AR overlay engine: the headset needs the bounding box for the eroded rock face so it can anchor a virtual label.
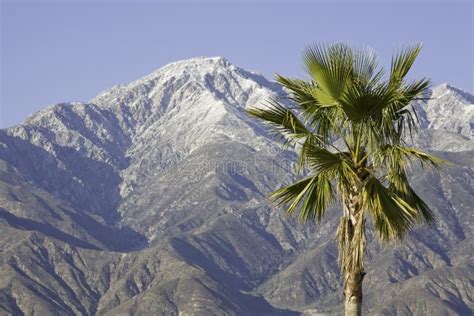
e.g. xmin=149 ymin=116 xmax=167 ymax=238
xmin=0 ymin=57 xmax=472 ymax=315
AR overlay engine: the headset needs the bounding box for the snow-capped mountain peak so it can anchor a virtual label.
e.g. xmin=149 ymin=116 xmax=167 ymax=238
xmin=432 ymin=83 xmax=474 ymax=104
xmin=89 ymin=56 xmax=280 ymax=139
xmin=420 ymin=83 xmax=474 ymax=138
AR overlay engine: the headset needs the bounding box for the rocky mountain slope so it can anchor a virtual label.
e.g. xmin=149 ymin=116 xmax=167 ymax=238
xmin=0 ymin=57 xmax=472 ymax=315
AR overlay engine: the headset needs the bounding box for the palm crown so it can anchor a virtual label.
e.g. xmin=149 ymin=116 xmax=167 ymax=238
xmin=247 ymin=43 xmax=441 ymax=312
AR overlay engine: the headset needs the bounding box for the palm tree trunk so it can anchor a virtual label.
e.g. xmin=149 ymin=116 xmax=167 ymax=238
xmin=344 ymin=270 xmax=363 ymax=316
xmin=338 ymin=189 xmax=366 ymax=316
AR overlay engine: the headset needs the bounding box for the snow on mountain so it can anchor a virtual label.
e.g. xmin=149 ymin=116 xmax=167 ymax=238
xmin=90 ymin=57 xmax=287 ymax=202
xmin=91 ymin=56 xmax=280 ymax=138
xmin=13 ymin=57 xmax=474 ymax=156
xmin=422 ymin=83 xmax=473 ymax=138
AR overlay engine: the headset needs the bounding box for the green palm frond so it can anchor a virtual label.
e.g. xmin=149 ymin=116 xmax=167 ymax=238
xmin=295 ymin=134 xmax=320 ymax=174
xmin=275 ymin=75 xmax=316 ymax=108
xmin=397 ymin=79 xmax=431 ymax=109
xmin=247 ymin=100 xmax=313 ymax=146
xmin=389 ymin=44 xmax=423 ymax=88
xmin=363 ymin=176 xmax=419 ymax=240
xmin=270 ymin=174 xmax=334 ymax=222
xmin=276 ymin=73 xmax=347 ymax=143
xmin=307 ymin=104 xmax=346 ymax=145
xmin=376 ymin=145 xmax=444 ymax=171
xmin=352 ymin=45 xmax=383 ymax=86
xmin=300 ymin=174 xmax=334 ymax=221
xmin=340 ymin=83 xmax=394 ymax=122
xmin=386 ymin=78 xmax=431 ymax=140
xmin=295 ymin=136 xmax=359 ymax=180
xmin=305 ymin=145 xmax=345 ymax=172
xmin=387 ymin=171 xmax=434 ymax=223
xmin=303 ymin=43 xmax=354 ymax=106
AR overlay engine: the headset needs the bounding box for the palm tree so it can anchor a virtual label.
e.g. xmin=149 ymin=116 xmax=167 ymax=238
xmin=247 ymin=43 xmax=441 ymax=316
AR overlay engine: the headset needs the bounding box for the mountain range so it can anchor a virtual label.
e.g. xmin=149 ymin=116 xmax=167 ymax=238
xmin=0 ymin=57 xmax=472 ymax=315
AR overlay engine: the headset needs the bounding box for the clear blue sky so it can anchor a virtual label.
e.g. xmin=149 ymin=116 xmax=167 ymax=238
xmin=1 ymin=0 xmax=473 ymax=128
